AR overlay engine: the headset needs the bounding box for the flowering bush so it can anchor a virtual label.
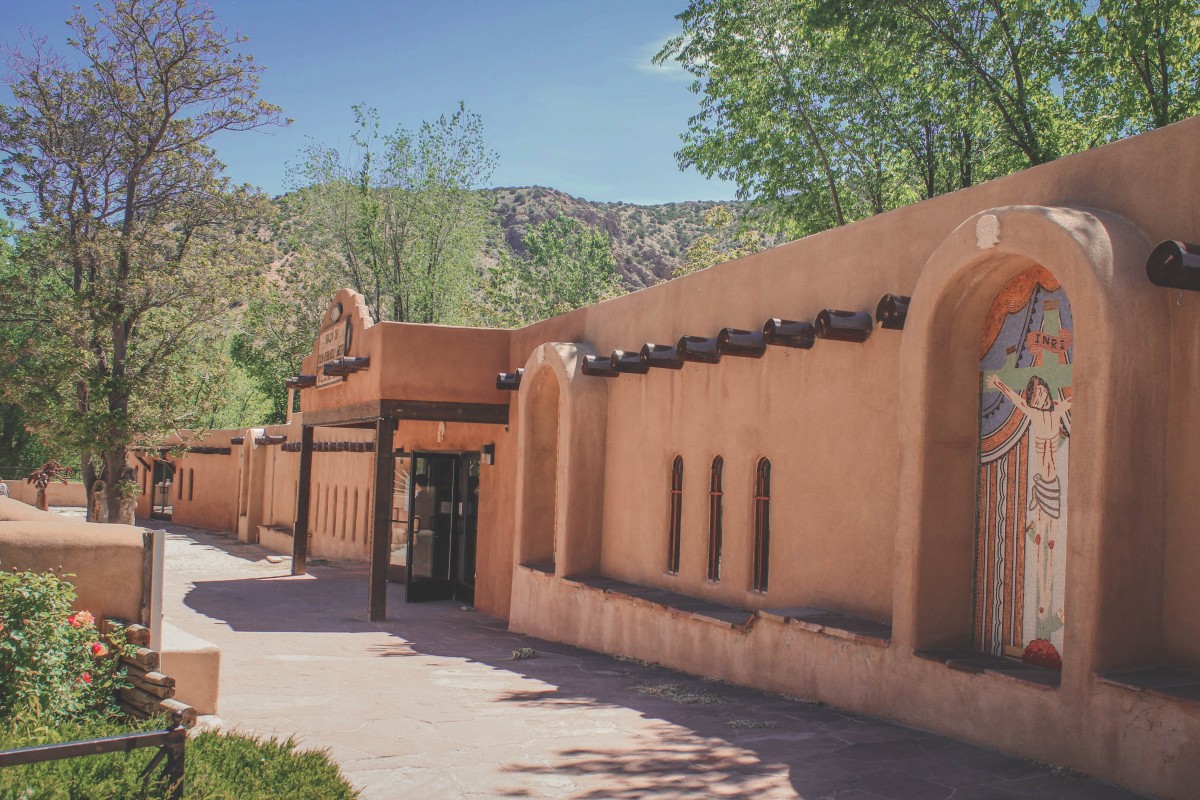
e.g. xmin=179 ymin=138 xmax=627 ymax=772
xmin=0 ymin=567 xmax=135 ymax=723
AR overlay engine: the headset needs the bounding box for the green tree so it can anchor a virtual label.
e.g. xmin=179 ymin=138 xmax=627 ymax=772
xmin=229 ymin=236 xmax=339 ymax=423
xmin=0 ymin=218 xmax=59 ymax=478
xmin=477 ymin=216 xmax=624 ymax=327
xmin=0 ymin=0 xmax=284 ymax=519
xmin=677 ymin=205 xmax=767 ymax=276
xmin=657 ymin=0 xmax=1200 ymax=236
xmin=1067 ymin=0 xmax=1200 ymax=136
xmin=288 ymin=103 xmax=496 ymax=324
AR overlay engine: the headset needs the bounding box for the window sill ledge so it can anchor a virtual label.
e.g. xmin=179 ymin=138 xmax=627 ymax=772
xmin=760 ymin=606 xmax=891 ymax=647
xmin=562 ymin=575 xmax=754 ymax=628
xmin=1098 ymin=666 xmax=1200 ymax=704
xmin=914 ymin=649 xmax=1060 ymax=690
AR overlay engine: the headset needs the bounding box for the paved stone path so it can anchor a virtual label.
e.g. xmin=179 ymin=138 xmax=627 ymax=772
xmin=153 ymin=521 xmax=1147 ymax=800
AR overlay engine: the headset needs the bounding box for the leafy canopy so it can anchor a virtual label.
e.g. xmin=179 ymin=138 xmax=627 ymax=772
xmin=0 ymin=0 xmax=285 ymax=516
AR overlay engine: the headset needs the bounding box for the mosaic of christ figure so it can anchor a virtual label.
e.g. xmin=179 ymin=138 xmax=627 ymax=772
xmin=976 ymin=265 xmax=1072 ymax=670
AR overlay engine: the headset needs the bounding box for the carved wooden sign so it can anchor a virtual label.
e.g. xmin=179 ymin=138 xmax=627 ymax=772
xmin=316 ymin=303 xmax=353 ymax=389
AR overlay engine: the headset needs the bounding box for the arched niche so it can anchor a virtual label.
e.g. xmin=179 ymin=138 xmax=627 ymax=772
xmin=894 ymin=205 xmax=1167 ymax=679
xmin=514 ymin=342 xmax=610 ymax=577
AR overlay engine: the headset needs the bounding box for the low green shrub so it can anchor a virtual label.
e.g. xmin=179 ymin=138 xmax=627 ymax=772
xmin=0 ymin=717 xmax=359 ymax=799
xmin=0 ymin=568 xmax=135 ymax=724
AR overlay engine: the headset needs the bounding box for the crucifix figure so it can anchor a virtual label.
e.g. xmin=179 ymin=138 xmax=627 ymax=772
xmin=988 ymin=373 xmax=1071 ymax=641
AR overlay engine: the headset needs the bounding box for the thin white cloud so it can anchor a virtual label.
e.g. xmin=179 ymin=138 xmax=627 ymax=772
xmin=632 ymin=33 xmax=692 ymax=83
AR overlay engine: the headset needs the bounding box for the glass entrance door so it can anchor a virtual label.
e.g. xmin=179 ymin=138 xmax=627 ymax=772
xmin=404 ymin=452 xmax=480 ymax=604
xmin=455 ymin=455 xmax=480 ymax=606
xmin=405 ymin=454 xmax=457 ymax=602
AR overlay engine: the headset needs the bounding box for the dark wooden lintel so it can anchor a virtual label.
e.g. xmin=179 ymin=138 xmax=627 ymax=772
xmin=302 ymin=399 xmax=509 ymax=428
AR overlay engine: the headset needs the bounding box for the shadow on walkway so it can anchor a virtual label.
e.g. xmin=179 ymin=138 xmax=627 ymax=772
xmin=180 ymin=532 xmax=1145 ymax=800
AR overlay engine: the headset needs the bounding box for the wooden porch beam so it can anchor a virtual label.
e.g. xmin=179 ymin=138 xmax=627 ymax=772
xmin=292 ymin=425 xmax=314 ymax=576
xmin=368 ymin=418 xmax=395 ymax=621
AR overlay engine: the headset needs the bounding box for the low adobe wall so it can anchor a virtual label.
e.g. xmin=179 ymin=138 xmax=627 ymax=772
xmin=510 ymin=567 xmax=1200 ymax=800
xmin=4 ymin=481 xmax=88 ymax=507
xmin=0 ymin=497 xmax=163 ymax=647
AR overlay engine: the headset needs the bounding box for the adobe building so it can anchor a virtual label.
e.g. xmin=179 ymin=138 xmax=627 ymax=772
xmin=134 ymin=117 xmax=1200 ymax=799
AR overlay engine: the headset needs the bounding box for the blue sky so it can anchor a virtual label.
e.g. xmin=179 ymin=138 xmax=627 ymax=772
xmin=1 ymin=0 xmax=738 ymax=205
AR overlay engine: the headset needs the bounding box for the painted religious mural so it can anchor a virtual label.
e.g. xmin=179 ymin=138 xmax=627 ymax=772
xmin=975 ymin=265 xmax=1072 ymax=670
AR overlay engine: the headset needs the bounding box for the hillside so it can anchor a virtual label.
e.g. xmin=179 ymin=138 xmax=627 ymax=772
xmin=272 ymin=186 xmax=781 ymax=293
xmin=486 ymin=186 xmax=778 ymax=288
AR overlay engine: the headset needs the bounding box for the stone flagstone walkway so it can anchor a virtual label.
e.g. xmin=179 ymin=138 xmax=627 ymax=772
xmin=152 ymin=520 xmax=1149 ymax=800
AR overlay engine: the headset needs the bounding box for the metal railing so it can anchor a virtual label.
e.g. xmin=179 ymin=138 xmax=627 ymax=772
xmin=0 ymin=714 xmax=186 ymax=799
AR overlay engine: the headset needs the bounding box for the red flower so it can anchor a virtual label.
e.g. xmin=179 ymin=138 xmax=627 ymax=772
xmin=1047 ymin=540 xmax=1055 ymax=550
xmin=78 ymin=672 xmax=92 ymax=685
xmin=1034 ymin=534 xmax=1041 ymax=546
xmin=1021 ymin=638 xmax=1062 ymax=671
xmin=68 ymin=611 xmax=94 ymax=629
xmin=91 ymin=642 xmax=108 ymax=657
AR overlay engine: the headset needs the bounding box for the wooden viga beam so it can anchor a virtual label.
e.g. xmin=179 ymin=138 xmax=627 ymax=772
xmin=763 ymin=318 xmax=816 ymax=349
xmin=676 ymin=334 xmax=721 ymax=364
xmin=321 ymin=357 xmax=370 ymax=377
xmin=717 ymin=327 xmax=766 ymax=358
xmin=285 ymin=374 xmax=317 ymax=390
xmin=254 ymin=434 xmax=287 ymax=446
xmin=640 ymin=343 xmax=683 ymax=370
xmin=875 ymin=294 xmax=911 ymax=331
xmin=496 ymin=368 xmax=524 ymax=390
xmin=815 ymin=309 xmax=874 ymax=343
xmin=1146 ymin=240 xmax=1200 ymax=291
xmin=581 ymin=354 xmax=618 ymax=377
xmin=610 ymin=349 xmax=649 ymax=374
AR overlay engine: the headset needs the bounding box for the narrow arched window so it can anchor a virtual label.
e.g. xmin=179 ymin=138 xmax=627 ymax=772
xmin=667 ymin=457 xmax=683 ymax=574
xmin=707 ymin=456 xmax=724 ymax=582
xmin=752 ymin=458 xmax=771 ymax=593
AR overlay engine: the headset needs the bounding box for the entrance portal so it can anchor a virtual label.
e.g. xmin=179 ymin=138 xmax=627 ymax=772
xmin=403 ymin=452 xmax=479 ymax=605
xmin=151 ymin=460 xmax=174 ymax=520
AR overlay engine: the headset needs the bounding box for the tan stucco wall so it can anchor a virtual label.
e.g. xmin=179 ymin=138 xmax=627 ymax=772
xmin=5 ymin=481 xmax=88 ymax=507
xmin=300 ymin=289 xmax=513 ymax=414
xmin=497 ymin=118 xmax=1200 ymax=800
xmin=171 ymin=432 xmax=241 ymax=532
xmin=157 ymin=117 xmax=1200 ymax=799
xmin=0 ymin=499 xmax=151 ymax=628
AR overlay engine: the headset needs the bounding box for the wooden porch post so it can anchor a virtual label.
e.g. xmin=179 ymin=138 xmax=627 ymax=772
xmin=292 ymin=425 xmax=314 ymax=575
xmin=369 ymin=417 xmax=395 ymax=621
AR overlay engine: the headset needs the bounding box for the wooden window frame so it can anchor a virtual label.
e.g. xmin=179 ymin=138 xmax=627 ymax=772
xmin=707 ymin=456 xmax=724 ymax=582
xmin=752 ymin=458 xmax=771 ymax=593
xmin=667 ymin=456 xmax=683 ymax=574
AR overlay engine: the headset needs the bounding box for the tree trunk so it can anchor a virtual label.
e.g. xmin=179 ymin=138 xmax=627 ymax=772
xmin=35 ymin=487 xmax=47 ymax=511
xmin=102 ymin=447 xmax=129 ymax=523
xmin=80 ymin=453 xmax=99 ymax=522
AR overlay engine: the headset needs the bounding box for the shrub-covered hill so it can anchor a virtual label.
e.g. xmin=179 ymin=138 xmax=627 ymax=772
xmin=486 ymin=186 xmax=777 ymax=288
xmin=271 ymin=186 xmax=782 ymax=293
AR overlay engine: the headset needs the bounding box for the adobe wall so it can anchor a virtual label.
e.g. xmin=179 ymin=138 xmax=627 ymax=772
xmin=5 ymin=481 xmax=88 ymax=507
xmin=146 ymin=117 xmax=1200 ymax=798
xmin=0 ymin=497 xmax=158 ymax=633
xmin=501 ymin=117 xmax=1200 ymax=800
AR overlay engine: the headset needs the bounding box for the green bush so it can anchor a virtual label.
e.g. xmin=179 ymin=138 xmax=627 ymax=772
xmin=0 ymin=568 xmax=134 ymax=724
xmin=0 ymin=717 xmax=359 ymax=799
